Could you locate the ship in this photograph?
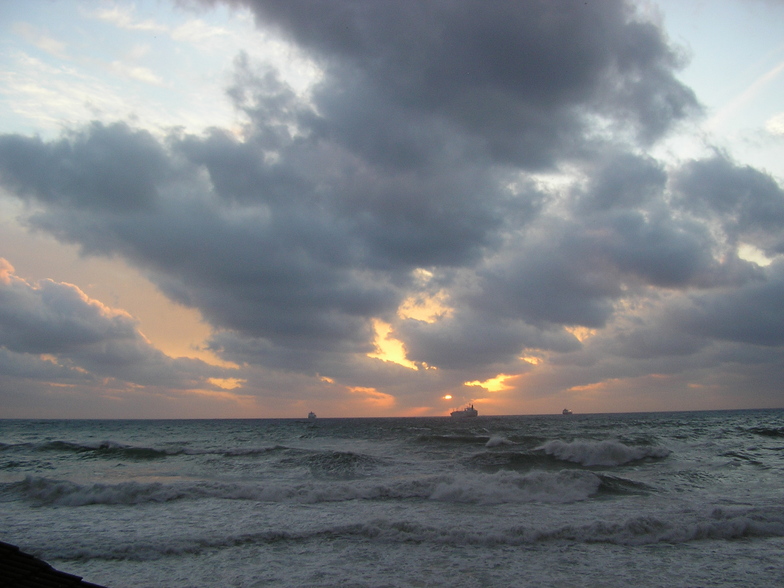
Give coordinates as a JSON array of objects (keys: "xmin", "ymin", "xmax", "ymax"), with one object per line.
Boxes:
[
  {"xmin": 451, "ymin": 404, "xmax": 478, "ymax": 418},
  {"xmin": 562, "ymin": 408, "xmax": 573, "ymax": 415},
  {"xmin": 307, "ymin": 411, "xmax": 317, "ymax": 420}
]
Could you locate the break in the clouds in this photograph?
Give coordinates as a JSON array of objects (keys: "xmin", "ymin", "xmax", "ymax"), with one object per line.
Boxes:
[{"xmin": 0, "ymin": 0, "xmax": 783, "ymax": 416}]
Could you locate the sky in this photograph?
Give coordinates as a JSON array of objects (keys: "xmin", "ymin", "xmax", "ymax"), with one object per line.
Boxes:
[{"xmin": 1, "ymin": 0, "xmax": 783, "ymax": 418}]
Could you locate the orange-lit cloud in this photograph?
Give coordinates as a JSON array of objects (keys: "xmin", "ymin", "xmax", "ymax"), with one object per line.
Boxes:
[
  {"xmin": 398, "ymin": 268, "xmax": 454, "ymax": 323},
  {"xmin": 348, "ymin": 386, "xmax": 396, "ymax": 409},
  {"xmin": 208, "ymin": 377, "xmax": 246, "ymax": 390},
  {"xmin": 521, "ymin": 355, "xmax": 543, "ymax": 365},
  {"xmin": 565, "ymin": 326, "xmax": 596, "ymax": 342},
  {"xmin": 187, "ymin": 387, "xmax": 257, "ymax": 407},
  {"xmin": 465, "ymin": 373, "xmax": 515, "ymax": 392},
  {"xmin": 367, "ymin": 319, "xmax": 418, "ymax": 369}
]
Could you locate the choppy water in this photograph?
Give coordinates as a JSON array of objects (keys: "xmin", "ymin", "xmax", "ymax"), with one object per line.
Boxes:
[{"xmin": 1, "ymin": 410, "xmax": 783, "ymax": 587}]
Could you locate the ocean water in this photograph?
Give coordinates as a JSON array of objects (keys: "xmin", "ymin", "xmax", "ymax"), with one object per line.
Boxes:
[{"xmin": 1, "ymin": 410, "xmax": 783, "ymax": 587}]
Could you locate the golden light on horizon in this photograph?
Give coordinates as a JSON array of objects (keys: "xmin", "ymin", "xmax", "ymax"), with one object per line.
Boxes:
[{"xmin": 443, "ymin": 394, "xmax": 452, "ymax": 400}]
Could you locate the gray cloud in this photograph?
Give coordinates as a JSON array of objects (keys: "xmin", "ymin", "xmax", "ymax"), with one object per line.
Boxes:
[
  {"xmin": 676, "ymin": 260, "xmax": 784, "ymax": 347},
  {"xmin": 0, "ymin": 123, "xmax": 167, "ymax": 212},
  {"xmin": 674, "ymin": 152, "xmax": 784, "ymax": 254},
  {"xmin": 230, "ymin": 0, "xmax": 698, "ymax": 166},
  {"xmin": 573, "ymin": 152, "xmax": 667, "ymax": 212}
]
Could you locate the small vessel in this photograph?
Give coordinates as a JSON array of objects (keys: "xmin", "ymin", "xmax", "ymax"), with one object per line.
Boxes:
[
  {"xmin": 307, "ymin": 411, "xmax": 317, "ymax": 420},
  {"xmin": 562, "ymin": 408, "xmax": 573, "ymax": 415},
  {"xmin": 451, "ymin": 404, "xmax": 478, "ymax": 418}
]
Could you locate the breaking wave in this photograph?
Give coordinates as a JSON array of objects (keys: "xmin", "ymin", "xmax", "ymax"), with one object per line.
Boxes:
[
  {"xmin": 536, "ymin": 439, "xmax": 671, "ymax": 466},
  {"xmin": 485, "ymin": 435, "xmax": 514, "ymax": 447},
  {"xmin": 6, "ymin": 467, "xmax": 650, "ymax": 508}
]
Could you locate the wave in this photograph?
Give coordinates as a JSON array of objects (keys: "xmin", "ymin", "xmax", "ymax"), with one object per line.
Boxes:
[
  {"xmin": 414, "ymin": 434, "xmax": 492, "ymax": 445},
  {"xmin": 468, "ymin": 450, "xmax": 561, "ymax": 471},
  {"xmin": 536, "ymin": 439, "xmax": 671, "ymax": 466},
  {"xmin": 37, "ymin": 506, "xmax": 784, "ymax": 561},
  {"xmin": 7, "ymin": 467, "xmax": 644, "ymax": 508},
  {"xmin": 485, "ymin": 435, "xmax": 514, "ymax": 447},
  {"xmin": 748, "ymin": 426, "xmax": 784, "ymax": 438},
  {"xmin": 22, "ymin": 439, "xmax": 293, "ymax": 461},
  {"xmin": 469, "ymin": 439, "xmax": 670, "ymax": 472},
  {"xmin": 429, "ymin": 469, "xmax": 602, "ymax": 504},
  {"xmin": 6, "ymin": 476, "xmax": 295, "ymax": 506},
  {"xmin": 276, "ymin": 449, "xmax": 384, "ymax": 479},
  {"xmin": 415, "ymin": 433, "xmax": 544, "ymax": 448},
  {"xmin": 220, "ymin": 445, "xmax": 289, "ymax": 457},
  {"xmin": 32, "ymin": 440, "xmax": 178, "ymax": 460},
  {"xmin": 524, "ymin": 506, "xmax": 784, "ymax": 546},
  {"xmin": 720, "ymin": 451, "xmax": 765, "ymax": 466}
]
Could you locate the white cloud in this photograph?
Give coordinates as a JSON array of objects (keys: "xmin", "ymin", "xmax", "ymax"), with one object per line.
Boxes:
[
  {"xmin": 91, "ymin": 4, "xmax": 167, "ymax": 33},
  {"xmin": 767, "ymin": 112, "xmax": 784, "ymax": 136},
  {"xmin": 11, "ymin": 22, "xmax": 68, "ymax": 58},
  {"xmin": 110, "ymin": 60, "xmax": 164, "ymax": 85},
  {"xmin": 172, "ymin": 19, "xmax": 230, "ymax": 46}
]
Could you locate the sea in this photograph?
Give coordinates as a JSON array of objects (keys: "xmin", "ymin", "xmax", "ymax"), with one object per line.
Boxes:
[{"xmin": 1, "ymin": 410, "xmax": 783, "ymax": 587}]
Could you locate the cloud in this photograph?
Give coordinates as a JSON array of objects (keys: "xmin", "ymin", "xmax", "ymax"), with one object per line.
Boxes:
[
  {"xmin": 226, "ymin": 0, "xmax": 698, "ymax": 168},
  {"xmin": 767, "ymin": 112, "xmax": 784, "ymax": 136},
  {"xmin": 673, "ymin": 152, "xmax": 784, "ymax": 254},
  {"xmin": 172, "ymin": 19, "xmax": 231, "ymax": 45},
  {"xmin": 109, "ymin": 61, "xmax": 165, "ymax": 86},
  {"xmin": 0, "ymin": 259, "xmax": 229, "ymax": 388},
  {"xmin": 676, "ymin": 260, "xmax": 784, "ymax": 347},
  {"xmin": 11, "ymin": 22, "xmax": 68, "ymax": 58},
  {"xmin": 90, "ymin": 4, "xmax": 168, "ymax": 33},
  {"xmin": 0, "ymin": 122, "xmax": 168, "ymax": 211},
  {"xmin": 0, "ymin": 0, "xmax": 783, "ymax": 413}
]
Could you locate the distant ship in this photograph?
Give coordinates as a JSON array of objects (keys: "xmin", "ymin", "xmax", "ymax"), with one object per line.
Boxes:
[
  {"xmin": 562, "ymin": 408, "xmax": 573, "ymax": 415},
  {"xmin": 451, "ymin": 404, "xmax": 478, "ymax": 418},
  {"xmin": 307, "ymin": 411, "xmax": 317, "ymax": 420}
]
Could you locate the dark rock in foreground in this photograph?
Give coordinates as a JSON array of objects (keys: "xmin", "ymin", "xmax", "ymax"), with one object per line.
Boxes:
[{"xmin": 0, "ymin": 541, "xmax": 108, "ymax": 588}]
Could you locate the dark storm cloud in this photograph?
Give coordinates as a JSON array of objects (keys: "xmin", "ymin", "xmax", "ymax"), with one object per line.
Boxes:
[
  {"xmin": 673, "ymin": 152, "xmax": 784, "ymax": 253},
  {"xmin": 0, "ymin": 122, "xmax": 167, "ymax": 211},
  {"xmin": 227, "ymin": 0, "xmax": 698, "ymax": 168},
  {"xmin": 677, "ymin": 260, "xmax": 784, "ymax": 347},
  {"xmin": 0, "ymin": 260, "xmax": 227, "ymax": 387},
  {"xmin": 573, "ymin": 152, "xmax": 667, "ymax": 212},
  {"xmin": 452, "ymin": 210, "xmax": 718, "ymax": 331},
  {"xmin": 399, "ymin": 308, "xmax": 580, "ymax": 372}
]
